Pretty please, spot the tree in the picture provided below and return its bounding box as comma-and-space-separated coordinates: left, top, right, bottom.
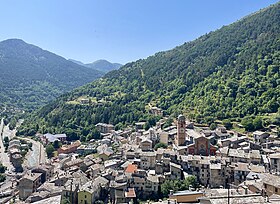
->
222, 119, 232, 129
241, 117, 254, 131
3, 137, 9, 150
144, 122, 151, 130
86, 129, 101, 141
277, 127, 280, 137
61, 197, 70, 204
80, 135, 86, 142
0, 163, 7, 173
46, 144, 55, 158
160, 176, 199, 198
0, 174, 6, 182
4, 136, 9, 144
161, 179, 174, 197
163, 117, 173, 129
210, 123, 217, 130
154, 142, 168, 150
183, 175, 200, 190
272, 112, 280, 125
253, 117, 263, 130
115, 123, 123, 131
53, 140, 61, 149
9, 118, 17, 130
28, 142, 33, 150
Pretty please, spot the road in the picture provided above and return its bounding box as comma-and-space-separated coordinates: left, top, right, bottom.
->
0, 118, 13, 171
0, 118, 14, 195
22, 137, 47, 168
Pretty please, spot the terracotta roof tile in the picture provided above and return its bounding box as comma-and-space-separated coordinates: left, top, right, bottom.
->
125, 188, 136, 198
125, 164, 137, 173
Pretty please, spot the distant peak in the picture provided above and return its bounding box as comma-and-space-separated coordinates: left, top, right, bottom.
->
1, 38, 26, 44
94, 59, 109, 63
84, 59, 123, 73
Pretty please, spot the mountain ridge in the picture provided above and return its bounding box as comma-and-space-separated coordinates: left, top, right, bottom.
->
0, 39, 103, 113
69, 59, 122, 73
19, 3, 280, 138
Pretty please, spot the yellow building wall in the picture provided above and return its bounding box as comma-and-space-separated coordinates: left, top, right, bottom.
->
78, 191, 92, 204
99, 154, 109, 161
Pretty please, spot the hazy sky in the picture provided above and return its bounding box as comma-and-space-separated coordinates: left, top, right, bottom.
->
0, 0, 278, 64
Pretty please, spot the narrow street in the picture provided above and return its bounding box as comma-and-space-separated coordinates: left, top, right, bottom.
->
0, 118, 14, 197
0, 118, 13, 171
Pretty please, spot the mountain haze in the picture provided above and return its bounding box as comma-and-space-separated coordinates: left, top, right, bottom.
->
68, 59, 85, 66
85, 60, 122, 73
20, 3, 280, 138
69, 59, 122, 73
0, 39, 103, 112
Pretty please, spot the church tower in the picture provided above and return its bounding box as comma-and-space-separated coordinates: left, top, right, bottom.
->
176, 114, 186, 146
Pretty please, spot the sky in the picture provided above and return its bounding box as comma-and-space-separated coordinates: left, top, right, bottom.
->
0, 0, 278, 64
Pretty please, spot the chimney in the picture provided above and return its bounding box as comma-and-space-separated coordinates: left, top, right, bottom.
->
244, 186, 248, 195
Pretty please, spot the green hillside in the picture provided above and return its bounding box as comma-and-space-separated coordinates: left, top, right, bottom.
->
19, 3, 280, 139
0, 39, 103, 114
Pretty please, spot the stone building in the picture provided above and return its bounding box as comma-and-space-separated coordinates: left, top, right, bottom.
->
140, 138, 153, 151
187, 136, 217, 156
18, 172, 42, 200
95, 123, 115, 133
176, 115, 186, 146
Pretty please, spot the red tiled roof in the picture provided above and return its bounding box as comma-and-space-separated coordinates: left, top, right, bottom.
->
125, 188, 136, 198
125, 164, 137, 174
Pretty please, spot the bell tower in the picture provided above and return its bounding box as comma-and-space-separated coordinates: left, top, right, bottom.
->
176, 114, 186, 146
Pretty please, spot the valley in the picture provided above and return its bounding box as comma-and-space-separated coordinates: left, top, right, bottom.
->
0, 2, 279, 204
18, 2, 280, 140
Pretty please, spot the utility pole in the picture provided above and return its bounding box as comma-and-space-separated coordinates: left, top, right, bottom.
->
70, 179, 73, 204
39, 143, 41, 165
227, 183, 230, 204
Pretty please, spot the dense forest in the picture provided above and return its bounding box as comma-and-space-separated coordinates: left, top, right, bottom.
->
19, 3, 280, 140
0, 39, 103, 114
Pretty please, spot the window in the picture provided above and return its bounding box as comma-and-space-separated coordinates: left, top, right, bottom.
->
85, 195, 87, 198
275, 188, 278, 193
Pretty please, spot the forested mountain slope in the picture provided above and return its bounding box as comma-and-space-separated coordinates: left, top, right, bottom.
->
19, 3, 280, 139
0, 39, 103, 112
